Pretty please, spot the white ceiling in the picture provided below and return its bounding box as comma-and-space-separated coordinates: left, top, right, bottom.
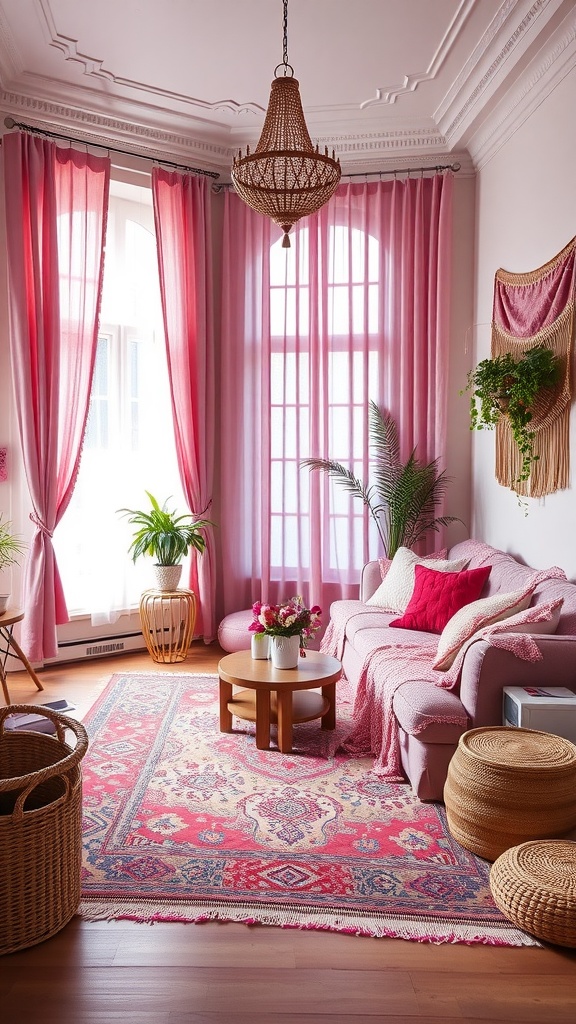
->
0, 0, 575, 179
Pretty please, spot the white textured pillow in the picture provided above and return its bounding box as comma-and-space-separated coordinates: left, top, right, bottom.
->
495, 599, 563, 636
366, 547, 469, 613
433, 586, 535, 671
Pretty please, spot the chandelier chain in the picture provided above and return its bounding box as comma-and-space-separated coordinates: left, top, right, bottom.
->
282, 0, 289, 72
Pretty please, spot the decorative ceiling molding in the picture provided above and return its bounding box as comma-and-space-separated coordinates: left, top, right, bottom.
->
2, 87, 478, 176
38, 0, 265, 117
438, 0, 563, 143
468, 14, 576, 167
0, 90, 232, 168
360, 0, 476, 108
434, 0, 520, 123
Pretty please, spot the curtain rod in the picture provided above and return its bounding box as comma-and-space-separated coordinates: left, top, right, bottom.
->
2, 117, 220, 180
212, 160, 461, 192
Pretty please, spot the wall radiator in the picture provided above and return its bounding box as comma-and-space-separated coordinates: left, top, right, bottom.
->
47, 629, 146, 665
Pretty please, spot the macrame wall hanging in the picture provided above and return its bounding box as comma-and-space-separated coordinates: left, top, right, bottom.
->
492, 236, 575, 497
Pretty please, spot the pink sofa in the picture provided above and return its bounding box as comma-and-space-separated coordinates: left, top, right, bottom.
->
331, 539, 576, 801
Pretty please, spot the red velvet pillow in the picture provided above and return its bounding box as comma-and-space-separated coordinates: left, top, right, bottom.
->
389, 564, 492, 634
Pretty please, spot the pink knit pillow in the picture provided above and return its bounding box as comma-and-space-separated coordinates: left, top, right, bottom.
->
433, 585, 535, 671
389, 564, 491, 634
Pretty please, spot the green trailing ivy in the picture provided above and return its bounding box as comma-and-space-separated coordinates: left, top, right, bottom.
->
463, 344, 560, 485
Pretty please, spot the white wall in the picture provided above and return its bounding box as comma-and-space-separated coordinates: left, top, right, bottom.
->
472, 64, 576, 578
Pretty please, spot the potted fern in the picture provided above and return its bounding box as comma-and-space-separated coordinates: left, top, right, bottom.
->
0, 514, 26, 614
118, 492, 213, 591
301, 401, 460, 558
463, 344, 560, 485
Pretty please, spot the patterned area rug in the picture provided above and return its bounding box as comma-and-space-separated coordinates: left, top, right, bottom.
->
79, 672, 536, 945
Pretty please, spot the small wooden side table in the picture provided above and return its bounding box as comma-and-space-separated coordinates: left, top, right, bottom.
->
0, 608, 45, 704
139, 589, 197, 664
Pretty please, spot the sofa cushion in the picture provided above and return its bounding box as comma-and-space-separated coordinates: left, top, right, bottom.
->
343, 608, 398, 645
389, 564, 491, 634
350, 625, 435, 662
432, 586, 535, 671
366, 547, 469, 613
393, 681, 469, 742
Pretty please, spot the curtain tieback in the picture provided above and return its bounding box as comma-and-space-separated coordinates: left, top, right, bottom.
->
29, 511, 54, 538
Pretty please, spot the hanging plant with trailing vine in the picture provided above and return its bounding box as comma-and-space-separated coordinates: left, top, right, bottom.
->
463, 344, 561, 485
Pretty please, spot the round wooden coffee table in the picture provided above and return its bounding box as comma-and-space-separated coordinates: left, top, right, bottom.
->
218, 649, 342, 753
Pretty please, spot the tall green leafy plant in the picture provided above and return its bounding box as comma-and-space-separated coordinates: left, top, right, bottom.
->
301, 401, 460, 558
118, 492, 213, 565
0, 514, 26, 572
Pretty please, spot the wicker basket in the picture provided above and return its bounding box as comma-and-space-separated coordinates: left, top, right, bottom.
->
444, 726, 576, 861
490, 840, 576, 947
0, 704, 89, 956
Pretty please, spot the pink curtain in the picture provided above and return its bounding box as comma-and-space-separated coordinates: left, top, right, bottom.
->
151, 169, 216, 641
3, 132, 109, 661
219, 174, 453, 618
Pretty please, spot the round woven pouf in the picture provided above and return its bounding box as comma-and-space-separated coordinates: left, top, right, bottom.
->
443, 727, 576, 861
490, 840, 576, 947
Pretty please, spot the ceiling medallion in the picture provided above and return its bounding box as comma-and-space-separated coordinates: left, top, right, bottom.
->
231, 0, 341, 248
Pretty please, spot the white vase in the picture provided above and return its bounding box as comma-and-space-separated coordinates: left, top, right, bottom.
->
153, 564, 182, 592
269, 634, 300, 669
251, 633, 270, 659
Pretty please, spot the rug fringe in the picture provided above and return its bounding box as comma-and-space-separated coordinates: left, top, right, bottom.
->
78, 900, 539, 947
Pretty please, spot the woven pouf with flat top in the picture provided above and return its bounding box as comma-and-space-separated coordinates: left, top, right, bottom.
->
490, 840, 576, 947
443, 726, 576, 861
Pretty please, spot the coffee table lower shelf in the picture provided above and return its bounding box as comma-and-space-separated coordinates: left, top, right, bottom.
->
229, 689, 330, 726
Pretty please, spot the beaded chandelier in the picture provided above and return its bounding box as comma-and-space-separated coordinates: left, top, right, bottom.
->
231, 0, 341, 248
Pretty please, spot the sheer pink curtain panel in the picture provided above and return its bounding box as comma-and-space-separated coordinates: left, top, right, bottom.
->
219, 175, 453, 620
152, 169, 216, 641
2, 132, 110, 661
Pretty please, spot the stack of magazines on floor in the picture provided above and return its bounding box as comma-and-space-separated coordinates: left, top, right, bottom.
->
4, 699, 76, 735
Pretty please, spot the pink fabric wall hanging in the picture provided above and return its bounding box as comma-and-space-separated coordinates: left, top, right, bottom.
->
491, 237, 575, 497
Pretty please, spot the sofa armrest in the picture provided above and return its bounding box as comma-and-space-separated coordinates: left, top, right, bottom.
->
360, 561, 382, 603
459, 635, 576, 727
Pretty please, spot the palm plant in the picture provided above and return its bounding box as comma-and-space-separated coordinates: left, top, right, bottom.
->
0, 514, 26, 572
118, 492, 213, 565
301, 401, 460, 558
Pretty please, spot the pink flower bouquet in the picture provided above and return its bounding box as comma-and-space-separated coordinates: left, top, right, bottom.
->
249, 596, 322, 649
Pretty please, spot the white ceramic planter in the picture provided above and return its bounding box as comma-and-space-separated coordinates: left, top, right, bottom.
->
251, 633, 270, 659
153, 564, 182, 592
269, 634, 300, 669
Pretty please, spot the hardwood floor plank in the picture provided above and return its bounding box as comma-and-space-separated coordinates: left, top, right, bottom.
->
3, 966, 417, 1017
412, 970, 576, 1023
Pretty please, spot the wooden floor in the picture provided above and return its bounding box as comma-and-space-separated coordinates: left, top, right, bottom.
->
1, 645, 575, 1023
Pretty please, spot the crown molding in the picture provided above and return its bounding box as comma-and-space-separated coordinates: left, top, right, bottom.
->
37, 0, 265, 119
468, 11, 576, 167
360, 0, 476, 108
437, 0, 570, 147
0, 92, 231, 172
1, 89, 475, 175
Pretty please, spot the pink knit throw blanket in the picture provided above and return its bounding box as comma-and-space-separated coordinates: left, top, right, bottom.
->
321, 568, 566, 779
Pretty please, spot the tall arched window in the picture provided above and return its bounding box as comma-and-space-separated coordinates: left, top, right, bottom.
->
268, 222, 381, 586
54, 181, 184, 624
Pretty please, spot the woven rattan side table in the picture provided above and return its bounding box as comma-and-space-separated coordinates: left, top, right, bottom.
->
490, 840, 576, 947
139, 589, 196, 663
443, 726, 576, 861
